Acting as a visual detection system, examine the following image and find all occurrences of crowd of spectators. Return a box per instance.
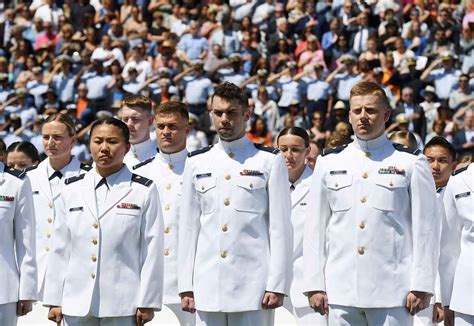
[0,0,473,166]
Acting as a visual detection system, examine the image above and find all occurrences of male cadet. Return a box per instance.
[133,101,195,325]
[304,81,439,325]
[439,163,473,326]
[119,94,158,167]
[178,82,293,326]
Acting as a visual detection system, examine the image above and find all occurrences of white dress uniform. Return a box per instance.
[304,134,439,326]
[26,157,92,301]
[42,165,164,325]
[123,138,158,168]
[178,136,293,326]
[0,163,37,326]
[133,148,195,325]
[439,164,474,326]
[283,165,327,326]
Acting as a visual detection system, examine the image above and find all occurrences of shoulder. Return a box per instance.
[80,162,93,172]
[188,145,213,158]
[65,173,86,185]
[24,164,39,173]
[4,166,27,179]
[392,143,421,155]
[254,143,280,154]
[131,173,153,187]
[132,156,155,170]
[452,165,468,176]
[321,144,348,156]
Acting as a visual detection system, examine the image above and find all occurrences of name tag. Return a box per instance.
[117,203,140,210]
[0,195,14,201]
[196,173,212,179]
[455,192,471,199]
[240,170,263,176]
[69,206,83,212]
[329,170,347,175]
[378,166,405,175]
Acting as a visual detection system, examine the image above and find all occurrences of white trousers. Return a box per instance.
[283,298,328,325]
[196,309,274,326]
[455,312,474,326]
[63,314,135,326]
[166,303,196,326]
[329,305,413,326]
[416,303,435,325]
[0,303,17,326]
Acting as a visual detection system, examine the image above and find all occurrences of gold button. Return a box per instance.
[48,202,53,209]
[228,152,235,158]
[91,273,96,279]
[93,223,99,229]
[166,184,171,190]
[222,225,228,232]
[365,152,371,157]
[45,246,49,252]
[362,172,368,179]
[359,222,365,229]
[91,255,97,262]
[46,233,51,239]
[164,227,170,234]
[224,199,230,206]
[164,249,169,256]
[168,164,174,170]
[358,247,365,255]
[92,239,98,245]
[225,174,231,180]
[360,196,367,203]
[164,205,170,211]
[47,217,53,223]
[220,251,227,258]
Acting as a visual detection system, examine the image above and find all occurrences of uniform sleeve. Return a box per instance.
[439,181,462,306]
[15,176,38,301]
[409,155,439,294]
[138,184,164,310]
[265,154,293,295]
[303,158,330,294]
[43,193,71,306]
[178,160,201,294]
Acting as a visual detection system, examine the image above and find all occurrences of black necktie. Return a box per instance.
[49,171,63,180]
[96,177,109,190]
[290,184,295,191]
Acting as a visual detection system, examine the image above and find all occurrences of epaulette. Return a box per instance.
[132,174,153,187]
[132,157,155,170]
[393,143,421,155]
[322,144,348,156]
[24,165,39,172]
[254,143,279,154]
[188,145,213,157]
[4,166,26,179]
[80,162,93,171]
[452,166,468,176]
[65,173,85,185]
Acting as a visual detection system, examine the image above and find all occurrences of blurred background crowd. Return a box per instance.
[0,0,473,168]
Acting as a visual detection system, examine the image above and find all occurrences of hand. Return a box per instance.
[16,300,33,316]
[406,291,431,315]
[136,307,154,325]
[48,306,63,325]
[443,307,454,326]
[308,291,328,315]
[432,303,444,323]
[261,291,284,309]
[180,291,196,313]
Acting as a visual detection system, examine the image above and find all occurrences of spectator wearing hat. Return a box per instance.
[186,112,208,152]
[215,53,249,87]
[421,51,462,102]
[420,85,442,134]
[388,57,424,103]
[25,66,48,110]
[449,74,474,112]
[388,113,424,149]
[326,54,362,108]
[392,86,427,140]
[276,98,306,131]
[270,62,303,114]
[323,100,349,133]
[91,34,125,67]
[1,88,38,128]
[392,36,416,69]
[177,21,208,63]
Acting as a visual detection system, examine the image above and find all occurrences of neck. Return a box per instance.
[161,144,186,155]
[96,163,123,178]
[289,165,305,183]
[50,155,72,171]
[436,181,447,189]
[132,136,150,146]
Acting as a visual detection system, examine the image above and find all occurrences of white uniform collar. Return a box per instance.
[130,138,156,157]
[46,156,74,178]
[94,164,126,189]
[217,135,253,153]
[157,148,188,164]
[352,133,390,152]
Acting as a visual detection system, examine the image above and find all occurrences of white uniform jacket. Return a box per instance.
[304,134,439,308]
[124,138,158,168]
[0,163,37,305]
[439,163,474,315]
[178,136,293,312]
[133,148,187,305]
[289,165,313,308]
[26,157,92,299]
[43,166,164,317]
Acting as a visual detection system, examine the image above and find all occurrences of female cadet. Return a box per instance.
[26,113,93,301]
[43,118,164,326]
[276,127,327,325]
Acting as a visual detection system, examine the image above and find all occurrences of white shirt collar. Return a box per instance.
[352,133,390,152]
[130,138,156,156]
[46,156,74,178]
[157,148,188,164]
[94,164,126,189]
[217,135,253,153]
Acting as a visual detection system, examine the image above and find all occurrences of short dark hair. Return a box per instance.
[156,101,189,122]
[424,136,456,161]
[89,118,130,144]
[7,141,41,163]
[277,127,310,148]
[121,94,152,113]
[212,82,248,111]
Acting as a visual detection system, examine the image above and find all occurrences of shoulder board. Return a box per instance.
[452,166,468,176]
[132,173,153,187]
[254,143,279,154]
[24,165,39,172]
[132,157,155,170]
[4,166,26,179]
[80,162,93,171]
[188,145,213,157]
[65,173,86,185]
[392,143,421,155]
[322,144,348,156]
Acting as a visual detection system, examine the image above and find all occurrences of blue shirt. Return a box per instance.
[52,72,75,103]
[183,75,214,105]
[427,68,461,100]
[85,73,113,100]
[178,34,208,61]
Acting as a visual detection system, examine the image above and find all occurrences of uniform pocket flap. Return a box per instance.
[236,176,266,190]
[374,175,407,189]
[326,175,353,190]
[195,177,217,193]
